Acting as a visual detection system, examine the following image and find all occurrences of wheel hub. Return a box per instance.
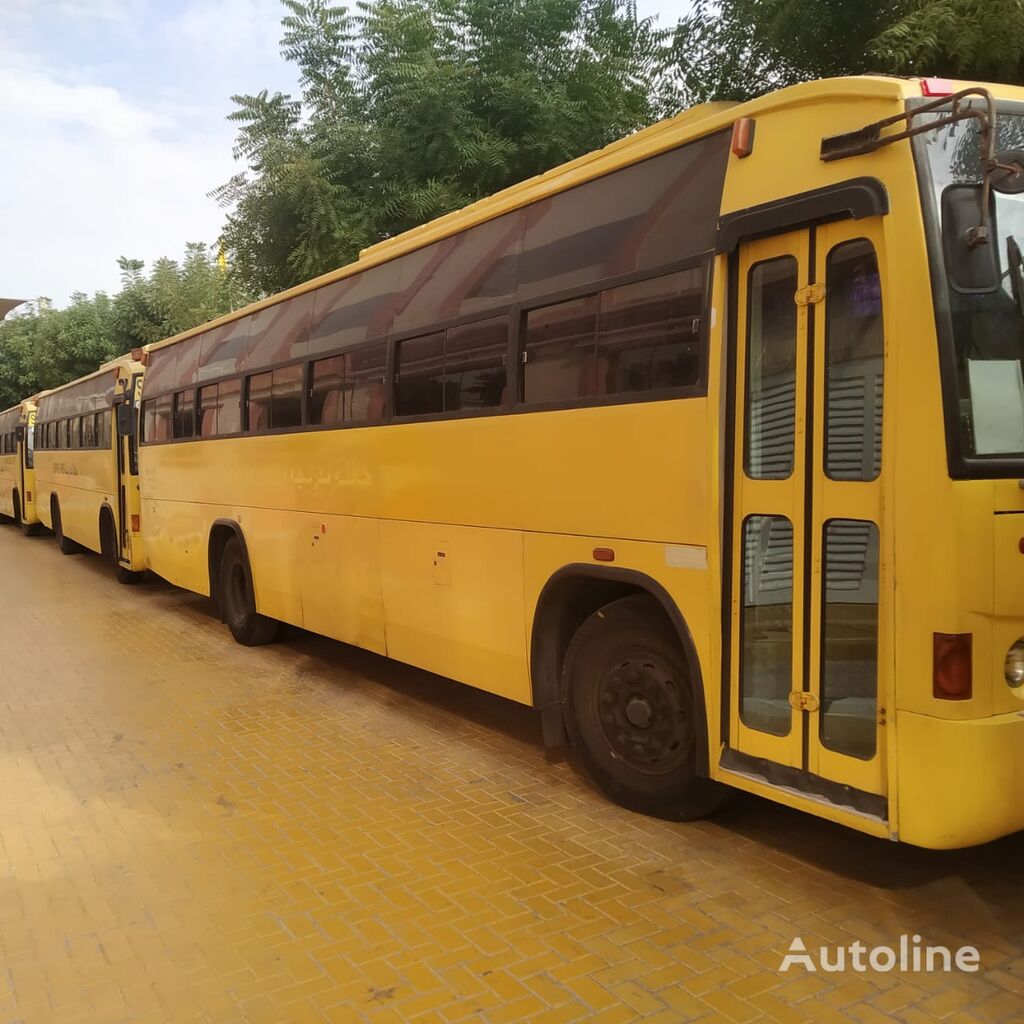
[596,656,691,775]
[625,696,653,729]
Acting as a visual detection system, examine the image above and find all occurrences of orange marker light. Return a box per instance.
[131,514,141,533]
[593,547,615,563]
[731,117,756,158]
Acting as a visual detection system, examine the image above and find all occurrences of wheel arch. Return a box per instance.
[208,519,252,609]
[530,564,710,776]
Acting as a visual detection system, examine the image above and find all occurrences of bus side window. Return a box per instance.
[173,390,195,440]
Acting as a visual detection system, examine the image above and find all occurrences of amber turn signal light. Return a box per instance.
[933,632,972,700]
[731,117,756,158]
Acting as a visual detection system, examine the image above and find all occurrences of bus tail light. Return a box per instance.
[933,633,972,700]
[131,514,141,533]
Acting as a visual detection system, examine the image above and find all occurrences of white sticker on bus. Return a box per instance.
[665,544,708,570]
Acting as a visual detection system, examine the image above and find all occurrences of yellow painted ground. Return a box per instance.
[0,524,1022,1023]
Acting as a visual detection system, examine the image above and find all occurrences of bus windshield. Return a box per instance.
[920,108,1024,464]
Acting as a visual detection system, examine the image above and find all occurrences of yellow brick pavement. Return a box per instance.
[0,525,1023,1023]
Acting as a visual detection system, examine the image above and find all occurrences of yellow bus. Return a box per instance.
[0,397,42,534]
[34,356,146,582]
[132,75,1024,849]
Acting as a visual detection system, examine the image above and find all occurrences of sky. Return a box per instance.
[0,0,694,310]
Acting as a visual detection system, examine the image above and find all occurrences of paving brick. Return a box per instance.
[0,527,1022,1024]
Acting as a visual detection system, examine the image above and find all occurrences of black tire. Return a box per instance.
[52,501,81,555]
[14,492,39,536]
[563,594,730,821]
[100,510,142,584]
[219,536,279,646]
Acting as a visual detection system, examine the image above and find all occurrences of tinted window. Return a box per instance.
[309,355,346,426]
[597,268,704,392]
[745,257,798,480]
[445,317,507,410]
[523,294,600,403]
[347,345,387,423]
[740,514,794,738]
[395,333,445,416]
[247,372,272,432]
[218,378,243,435]
[82,414,96,449]
[825,239,884,481]
[198,384,219,437]
[144,396,172,443]
[517,132,730,301]
[97,410,111,450]
[820,519,880,760]
[271,365,304,429]
[173,390,195,439]
[309,348,387,426]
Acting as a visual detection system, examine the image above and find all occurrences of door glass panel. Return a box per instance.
[745,258,798,479]
[740,514,794,736]
[825,240,884,480]
[820,519,879,759]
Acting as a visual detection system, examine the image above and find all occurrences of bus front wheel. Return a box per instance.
[564,594,728,822]
[218,536,279,647]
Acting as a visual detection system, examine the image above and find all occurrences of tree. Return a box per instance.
[214,0,676,296]
[677,0,1024,104]
[0,244,249,409]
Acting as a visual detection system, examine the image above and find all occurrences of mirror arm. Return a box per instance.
[822,87,998,250]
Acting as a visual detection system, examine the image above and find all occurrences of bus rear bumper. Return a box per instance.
[896,709,1024,849]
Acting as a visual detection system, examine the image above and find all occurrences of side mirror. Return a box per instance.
[14,426,24,442]
[116,403,136,437]
[942,184,1001,294]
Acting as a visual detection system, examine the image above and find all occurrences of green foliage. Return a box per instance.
[677,0,1024,103]
[0,244,249,409]
[872,1,1024,83]
[215,0,676,295]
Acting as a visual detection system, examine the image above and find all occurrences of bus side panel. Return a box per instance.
[0,455,15,517]
[49,451,117,554]
[141,496,212,595]
[380,521,530,704]
[300,512,387,656]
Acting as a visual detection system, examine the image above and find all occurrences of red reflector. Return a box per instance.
[933,633,972,700]
[25,491,31,502]
[731,117,756,158]
[131,514,141,533]
[593,547,615,563]
[922,77,955,97]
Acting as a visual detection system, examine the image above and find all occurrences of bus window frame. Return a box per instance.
[138,252,715,447]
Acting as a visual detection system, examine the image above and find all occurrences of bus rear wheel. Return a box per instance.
[51,500,81,555]
[218,536,279,646]
[563,594,728,821]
